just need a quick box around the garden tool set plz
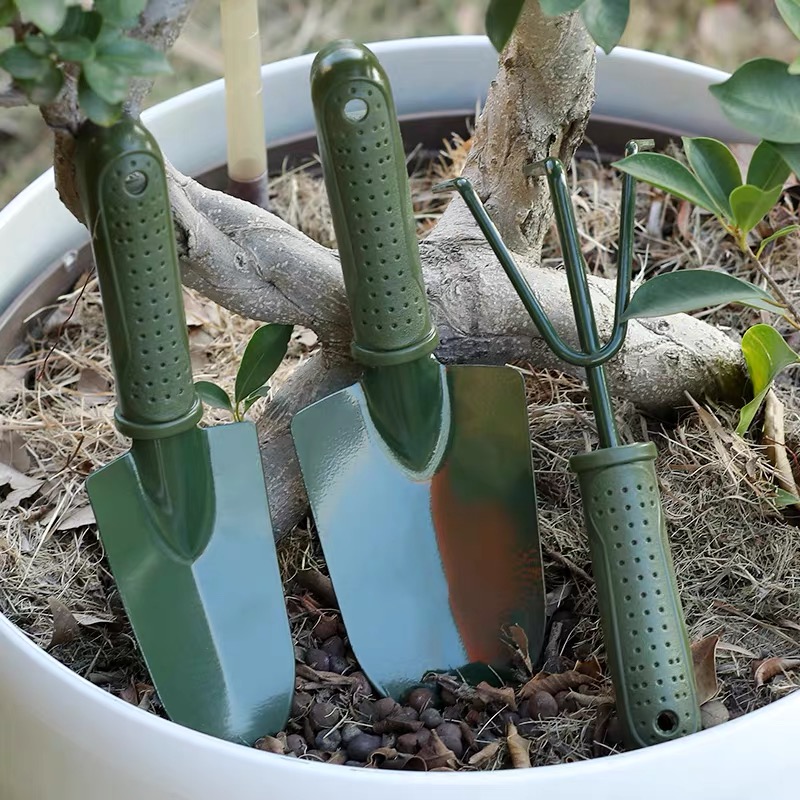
[78,38,698,751]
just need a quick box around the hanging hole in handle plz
[343,98,368,122]
[655,710,679,733]
[124,170,148,196]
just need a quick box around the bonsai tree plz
[1,0,778,535]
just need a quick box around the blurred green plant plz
[195,323,292,422]
[0,0,169,123]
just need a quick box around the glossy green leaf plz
[83,57,129,103]
[53,37,94,63]
[94,0,147,28]
[0,45,50,80]
[17,62,63,103]
[612,152,718,213]
[777,0,800,39]
[756,224,800,258]
[242,385,272,414]
[234,324,292,405]
[580,0,630,53]
[622,270,784,321]
[747,141,792,190]
[710,59,800,144]
[16,0,66,34]
[24,34,51,57]
[729,183,782,233]
[97,37,170,76]
[77,75,122,125]
[195,381,233,413]
[737,324,800,434]
[54,8,103,41]
[681,137,741,218]
[0,0,15,26]
[485,0,525,52]
[539,0,584,14]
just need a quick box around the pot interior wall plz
[0,114,671,363]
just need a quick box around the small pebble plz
[374,697,400,720]
[305,648,330,672]
[315,728,342,753]
[440,688,457,706]
[312,615,339,641]
[286,734,307,756]
[340,723,362,744]
[322,635,346,658]
[498,710,520,729]
[555,691,578,713]
[380,733,397,749]
[435,721,464,758]
[526,690,559,720]
[701,700,730,729]
[350,671,373,696]
[356,699,376,721]
[420,708,442,729]
[344,760,364,768]
[347,733,382,761]
[309,701,341,731]
[605,714,624,747]
[407,687,435,712]
[398,730,422,752]
[291,692,312,717]
[328,655,349,674]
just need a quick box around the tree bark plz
[39,0,747,539]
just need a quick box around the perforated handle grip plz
[76,119,201,440]
[311,40,438,366]
[570,443,701,748]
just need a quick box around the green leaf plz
[485,0,525,52]
[0,0,16,26]
[736,324,800,434]
[710,59,800,144]
[16,0,67,34]
[790,55,800,75]
[612,152,718,214]
[96,37,170,76]
[195,381,233,413]
[77,74,122,125]
[729,183,783,234]
[777,0,800,40]
[775,488,800,508]
[540,0,585,14]
[234,324,293,405]
[94,0,147,28]
[17,62,63,103]
[747,141,792,190]
[756,224,800,258]
[622,270,784,321]
[580,0,630,54]
[682,136,741,218]
[769,142,800,176]
[24,34,51,57]
[54,8,103,41]
[83,57,129,103]
[0,45,50,80]
[242,385,272,414]
[53,37,94,63]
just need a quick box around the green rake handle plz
[76,119,201,440]
[572,443,700,747]
[311,40,438,367]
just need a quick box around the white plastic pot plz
[0,36,791,800]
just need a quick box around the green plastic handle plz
[570,442,701,748]
[311,40,438,367]
[75,119,201,440]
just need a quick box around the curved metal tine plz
[432,176,590,368]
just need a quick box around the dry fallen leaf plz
[47,597,80,648]
[475,680,517,711]
[0,463,42,509]
[254,735,285,754]
[418,730,457,770]
[0,430,30,473]
[506,722,531,769]
[700,699,730,729]
[520,669,590,699]
[575,656,603,682]
[691,634,720,704]
[503,623,533,673]
[753,656,800,687]
[182,289,223,329]
[0,363,28,404]
[468,741,500,767]
[76,368,112,406]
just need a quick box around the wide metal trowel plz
[291,41,546,700]
[76,118,294,743]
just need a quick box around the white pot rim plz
[1,35,792,800]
